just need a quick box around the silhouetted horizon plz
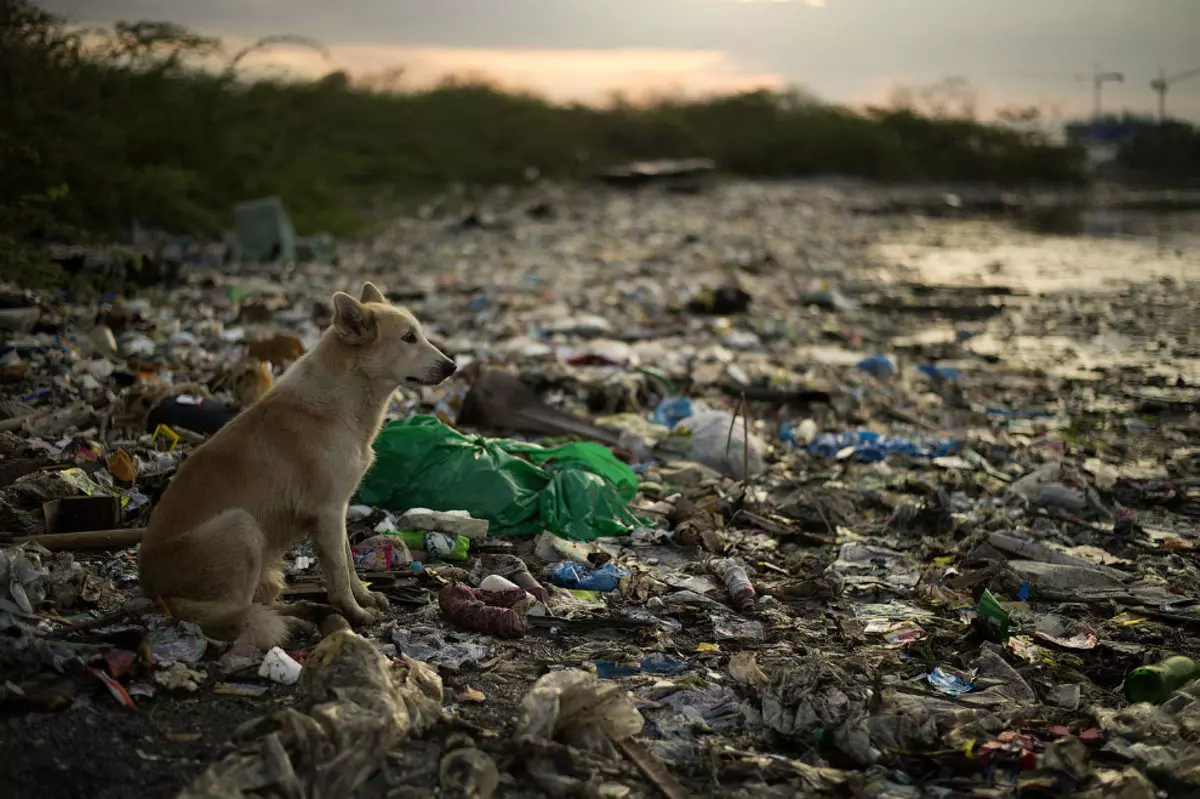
[41,0,1200,121]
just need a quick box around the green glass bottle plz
[1125,656,1200,704]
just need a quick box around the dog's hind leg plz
[165,598,301,650]
[253,561,286,605]
[144,509,303,648]
[254,556,322,634]
[141,508,263,602]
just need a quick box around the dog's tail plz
[165,598,291,650]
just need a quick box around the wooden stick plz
[741,392,750,485]
[43,599,153,637]
[882,403,941,431]
[12,527,146,551]
[617,737,693,799]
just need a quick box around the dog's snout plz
[440,360,458,379]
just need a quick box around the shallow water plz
[874,212,1200,294]
[874,209,1200,383]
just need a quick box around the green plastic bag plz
[499,440,638,502]
[357,416,645,541]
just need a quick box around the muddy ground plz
[1,607,681,799]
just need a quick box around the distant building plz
[1066,121,1136,174]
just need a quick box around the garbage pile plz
[1,180,1199,799]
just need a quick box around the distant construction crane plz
[1090,64,1124,119]
[1151,67,1200,122]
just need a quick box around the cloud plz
[733,0,824,5]
[40,0,1200,119]
[237,44,787,101]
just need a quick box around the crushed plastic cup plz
[257,647,302,685]
[149,619,208,664]
[479,574,520,593]
[471,553,548,601]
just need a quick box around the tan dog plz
[215,357,274,409]
[245,334,306,370]
[138,283,457,648]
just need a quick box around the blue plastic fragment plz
[594,661,640,678]
[594,653,689,678]
[985,406,1055,420]
[550,561,629,592]
[918,364,962,381]
[928,666,976,696]
[650,397,695,429]
[856,354,896,377]
[639,652,688,675]
[807,429,958,462]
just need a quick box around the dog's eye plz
[402,331,416,343]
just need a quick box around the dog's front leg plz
[344,537,390,611]
[311,512,377,627]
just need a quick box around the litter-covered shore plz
[2,179,1199,799]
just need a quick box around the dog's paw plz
[284,616,320,641]
[343,604,381,628]
[362,590,390,611]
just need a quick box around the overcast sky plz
[42,0,1200,120]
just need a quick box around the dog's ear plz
[360,282,386,305]
[332,292,377,345]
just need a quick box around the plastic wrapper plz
[973,587,1012,642]
[660,409,766,478]
[549,561,628,592]
[148,617,208,664]
[516,668,644,751]
[425,531,470,562]
[351,541,394,571]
